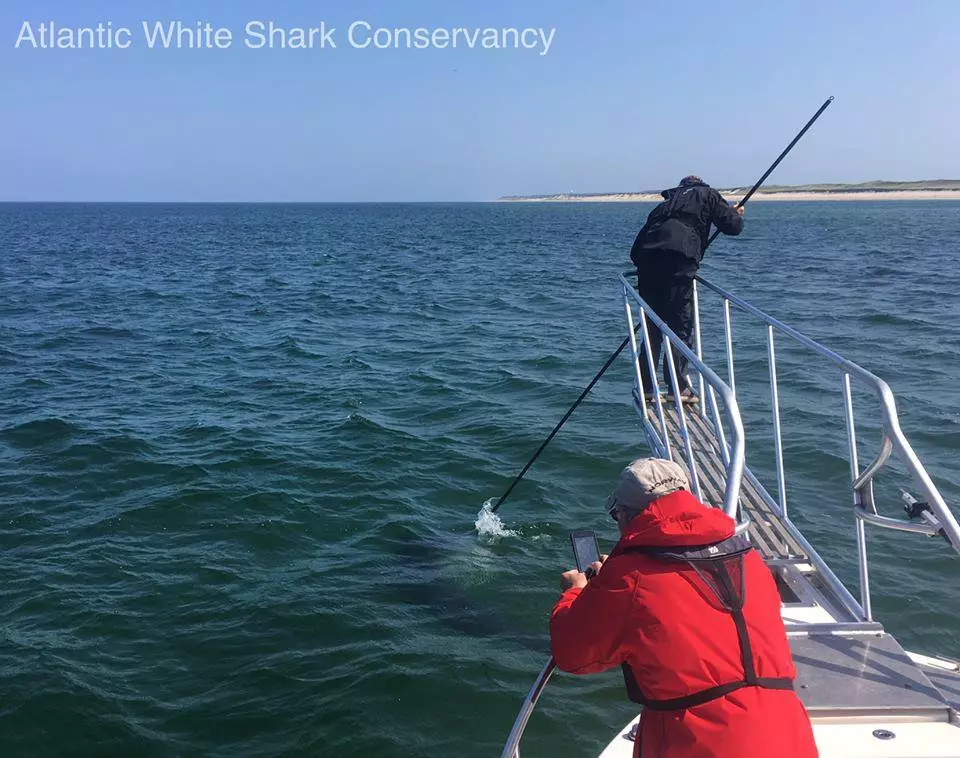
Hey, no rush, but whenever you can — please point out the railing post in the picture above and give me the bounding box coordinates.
[707,385,731,467]
[723,298,736,397]
[842,372,872,621]
[638,306,672,460]
[767,326,788,520]
[663,338,703,503]
[623,288,643,397]
[693,283,729,466]
[626,294,665,456]
[693,280,705,412]
[697,282,730,464]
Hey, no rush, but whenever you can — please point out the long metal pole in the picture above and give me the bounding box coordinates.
[491,97,835,514]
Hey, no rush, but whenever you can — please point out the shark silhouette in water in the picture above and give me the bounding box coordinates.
[370,521,548,652]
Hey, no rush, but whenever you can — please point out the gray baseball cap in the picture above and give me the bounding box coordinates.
[605,458,690,516]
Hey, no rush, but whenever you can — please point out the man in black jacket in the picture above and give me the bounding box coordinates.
[629,176,744,403]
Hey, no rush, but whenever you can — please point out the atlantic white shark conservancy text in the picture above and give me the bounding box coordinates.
[13,20,559,57]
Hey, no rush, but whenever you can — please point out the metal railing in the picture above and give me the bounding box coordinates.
[500,273,960,757]
[619,272,747,522]
[692,275,960,621]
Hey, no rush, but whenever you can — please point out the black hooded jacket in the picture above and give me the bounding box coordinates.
[630,180,743,270]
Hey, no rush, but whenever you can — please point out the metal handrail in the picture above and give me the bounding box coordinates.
[693,276,960,618]
[619,272,747,521]
[500,657,555,758]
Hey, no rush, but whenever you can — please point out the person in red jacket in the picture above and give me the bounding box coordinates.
[550,458,818,758]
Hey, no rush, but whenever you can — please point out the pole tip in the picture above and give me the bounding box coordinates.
[827,95,835,102]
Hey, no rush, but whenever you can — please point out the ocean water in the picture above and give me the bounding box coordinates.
[1,201,958,757]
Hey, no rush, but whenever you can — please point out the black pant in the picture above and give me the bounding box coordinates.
[635,260,696,395]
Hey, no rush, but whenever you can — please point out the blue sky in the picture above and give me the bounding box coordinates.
[2,1,959,201]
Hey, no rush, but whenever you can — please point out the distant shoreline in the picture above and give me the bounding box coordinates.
[500,180,960,203]
[501,190,960,203]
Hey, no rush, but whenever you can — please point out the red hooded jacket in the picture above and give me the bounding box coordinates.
[550,490,818,758]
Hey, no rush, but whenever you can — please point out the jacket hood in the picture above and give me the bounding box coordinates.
[661,180,709,199]
[616,489,735,549]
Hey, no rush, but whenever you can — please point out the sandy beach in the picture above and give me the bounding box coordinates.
[502,190,960,202]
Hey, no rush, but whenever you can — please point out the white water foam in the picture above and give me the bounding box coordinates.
[474,497,516,540]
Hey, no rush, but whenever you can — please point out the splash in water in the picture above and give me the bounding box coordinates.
[474,498,516,540]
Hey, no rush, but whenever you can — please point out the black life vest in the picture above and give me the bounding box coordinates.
[618,534,794,711]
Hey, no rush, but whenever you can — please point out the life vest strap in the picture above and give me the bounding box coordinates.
[621,663,794,711]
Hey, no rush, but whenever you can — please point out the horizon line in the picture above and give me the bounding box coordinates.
[4,179,960,204]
